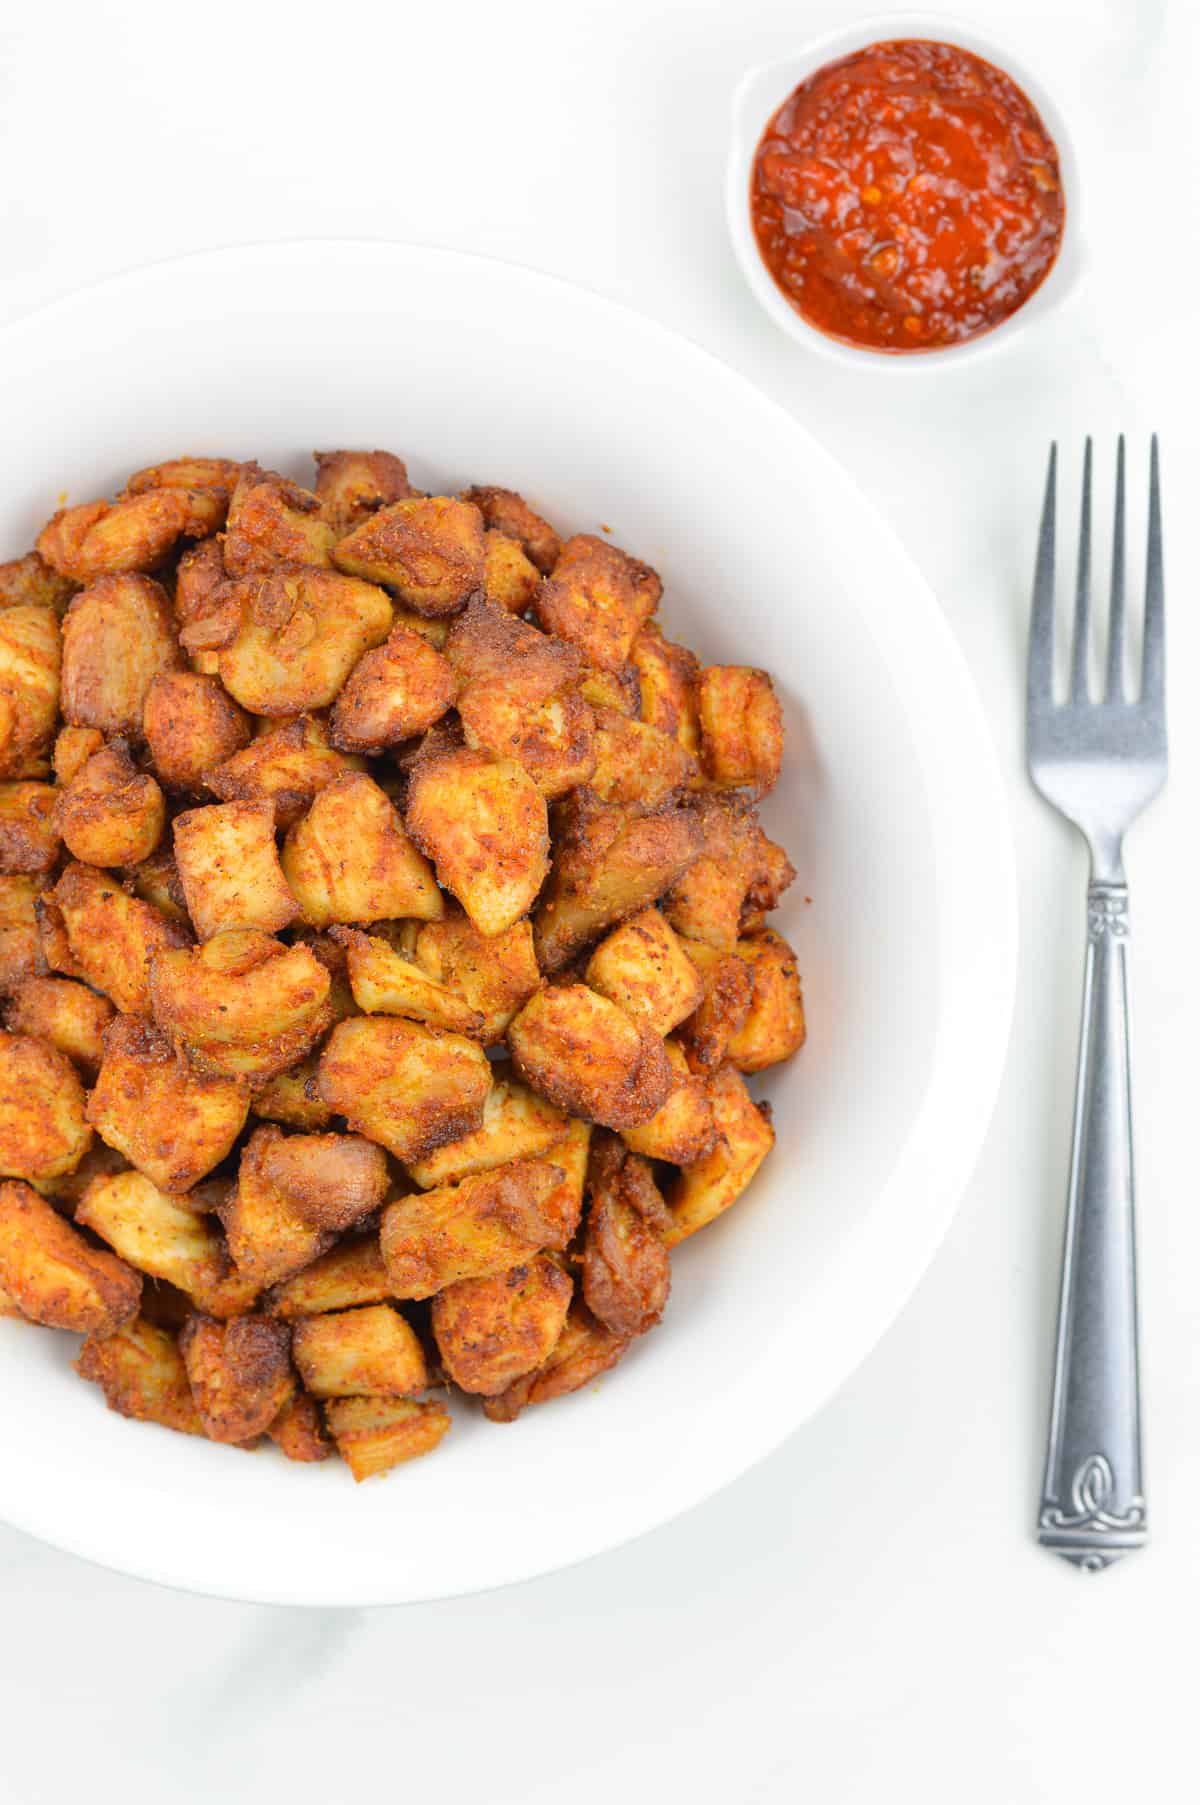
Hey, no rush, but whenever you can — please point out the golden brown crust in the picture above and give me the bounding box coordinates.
[0,1029,92,1180]
[584,907,702,1036]
[328,623,454,752]
[581,1158,670,1338]
[0,551,76,617]
[282,771,442,928]
[314,450,416,537]
[0,781,60,874]
[432,1255,573,1395]
[447,598,596,798]
[317,1014,492,1164]
[697,666,784,795]
[0,1177,141,1332]
[253,1128,389,1232]
[292,1302,427,1399]
[219,1125,334,1290]
[0,603,61,779]
[180,1312,293,1442]
[266,1234,393,1318]
[483,1301,630,1422]
[406,746,549,937]
[726,930,806,1073]
[123,457,244,506]
[75,1316,204,1434]
[142,670,250,793]
[172,799,298,940]
[37,490,222,583]
[533,796,703,972]
[662,1065,776,1247]
[76,1167,257,1318]
[461,485,561,574]
[482,530,541,613]
[507,984,672,1130]
[87,1013,249,1191]
[0,874,47,993]
[405,1073,570,1189]
[3,975,114,1078]
[207,569,392,715]
[266,1387,332,1461]
[620,1038,717,1164]
[55,741,165,868]
[222,473,334,577]
[629,624,701,751]
[535,534,661,670]
[332,925,484,1037]
[324,1395,451,1481]
[61,574,182,737]
[202,713,363,828]
[332,495,485,614]
[44,862,191,1014]
[149,928,332,1085]
[380,1155,570,1299]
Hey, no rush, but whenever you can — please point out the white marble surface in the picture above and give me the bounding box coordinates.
[0,0,1196,1798]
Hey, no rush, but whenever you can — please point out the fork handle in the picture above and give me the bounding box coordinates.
[1037,879,1147,1570]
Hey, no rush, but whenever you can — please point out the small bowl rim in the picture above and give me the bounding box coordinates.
[726,11,1084,369]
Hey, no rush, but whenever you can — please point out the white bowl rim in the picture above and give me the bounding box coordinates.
[0,240,1019,1603]
[726,10,1084,369]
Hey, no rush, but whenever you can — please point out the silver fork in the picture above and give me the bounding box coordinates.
[1029,436,1166,1571]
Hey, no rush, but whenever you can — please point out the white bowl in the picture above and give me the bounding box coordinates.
[727,12,1084,368]
[0,242,1016,1603]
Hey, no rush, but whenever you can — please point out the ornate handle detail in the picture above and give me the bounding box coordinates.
[1037,881,1147,1571]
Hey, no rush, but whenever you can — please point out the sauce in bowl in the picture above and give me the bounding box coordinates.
[750,39,1065,352]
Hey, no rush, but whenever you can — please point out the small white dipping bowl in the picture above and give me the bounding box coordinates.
[727,12,1084,368]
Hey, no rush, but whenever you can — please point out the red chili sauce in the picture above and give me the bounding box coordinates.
[750,39,1065,352]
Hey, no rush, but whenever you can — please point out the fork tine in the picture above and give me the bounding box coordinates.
[1069,438,1093,701]
[1027,442,1057,710]
[1142,434,1164,709]
[1104,436,1126,701]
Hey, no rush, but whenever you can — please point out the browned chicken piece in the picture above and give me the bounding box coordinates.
[0,603,60,779]
[533,793,703,972]
[77,1168,258,1318]
[75,1316,204,1435]
[266,1235,393,1319]
[251,1054,333,1133]
[0,781,60,874]
[380,1155,570,1299]
[43,862,191,1014]
[87,1014,249,1192]
[588,706,697,806]
[149,928,332,1085]
[180,1312,293,1442]
[3,975,113,1078]
[446,598,596,798]
[432,1254,573,1395]
[314,449,416,537]
[696,665,784,795]
[142,671,250,793]
[317,1014,492,1165]
[331,925,483,1037]
[483,1300,630,1422]
[620,1039,716,1164]
[251,1128,389,1233]
[585,907,703,1036]
[629,624,701,752]
[0,875,46,993]
[123,457,245,507]
[292,1303,427,1399]
[266,1389,332,1462]
[0,1177,140,1332]
[726,930,806,1073]
[172,799,297,940]
[405,1072,571,1189]
[332,495,485,615]
[482,530,541,612]
[203,712,364,828]
[407,745,549,937]
[662,1065,776,1247]
[0,1029,92,1180]
[580,663,640,716]
[55,741,165,868]
[194,568,392,716]
[674,938,754,1073]
[222,471,334,576]
[461,485,562,573]
[328,623,454,753]
[0,551,76,617]
[60,574,181,737]
[37,490,223,583]
[413,909,540,1046]
[508,983,672,1130]
[581,1152,670,1338]
[324,1396,451,1481]
[282,771,442,928]
[536,534,661,671]
[52,724,104,788]
[219,1125,335,1291]
[662,794,794,952]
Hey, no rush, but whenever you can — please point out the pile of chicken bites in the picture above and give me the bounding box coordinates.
[0,452,804,1481]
